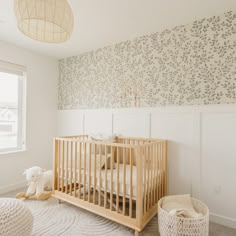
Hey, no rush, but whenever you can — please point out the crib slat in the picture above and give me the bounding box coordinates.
[99,144,102,206]
[164,141,167,196]
[152,144,155,204]
[157,144,159,202]
[147,146,150,210]
[150,145,154,206]
[70,141,73,195]
[53,139,58,191]
[143,147,147,214]
[136,146,143,227]
[57,140,61,191]
[159,142,162,199]
[156,143,159,201]
[74,141,77,197]
[83,143,87,200]
[149,145,152,207]
[65,141,69,193]
[154,145,156,205]
[93,144,97,204]
[164,141,168,195]
[158,143,161,200]
[61,140,65,193]
[157,144,159,201]
[123,146,126,215]
[104,146,108,208]
[161,142,163,198]
[78,142,82,198]
[153,144,157,204]
[88,143,91,202]
[110,146,113,210]
[129,148,133,218]
[150,145,153,208]
[159,143,161,199]
[149,145,152,208]
[149,146,151,210]
[116,147,120,213]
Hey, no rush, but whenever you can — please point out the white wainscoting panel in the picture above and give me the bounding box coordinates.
[151,112,195,196]
[57,110,84,136]
[201,113,236,225]
[113,110,150,137]
[57,104,236,228]
[84,110,113,135]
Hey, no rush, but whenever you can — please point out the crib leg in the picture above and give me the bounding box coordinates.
[58,199,64,204]
[134,230,139,236]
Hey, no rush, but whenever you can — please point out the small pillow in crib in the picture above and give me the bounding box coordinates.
[90,133,115,142]
[90,133,116,154]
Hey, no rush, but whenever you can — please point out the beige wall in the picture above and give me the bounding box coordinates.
[0,41,58,193]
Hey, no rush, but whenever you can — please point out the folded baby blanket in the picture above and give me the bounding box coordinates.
[161,194,203,218]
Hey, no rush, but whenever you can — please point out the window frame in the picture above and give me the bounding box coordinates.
[0,61,26,154]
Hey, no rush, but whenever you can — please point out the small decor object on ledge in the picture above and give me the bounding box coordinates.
[158,195,209,236]
[14,0,74,43]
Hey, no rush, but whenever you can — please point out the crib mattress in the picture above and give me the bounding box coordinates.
[59,164,160,199]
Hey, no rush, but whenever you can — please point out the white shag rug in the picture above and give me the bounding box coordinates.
[23,197,159,236]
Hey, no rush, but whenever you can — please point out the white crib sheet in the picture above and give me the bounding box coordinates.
[59,164,160,199]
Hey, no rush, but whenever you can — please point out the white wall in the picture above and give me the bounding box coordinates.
[0,42,58,193]
[58,104,236,228]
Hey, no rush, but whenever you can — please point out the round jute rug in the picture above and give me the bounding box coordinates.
[24,198,159,236]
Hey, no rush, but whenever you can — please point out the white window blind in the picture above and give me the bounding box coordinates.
[0,60,26,153]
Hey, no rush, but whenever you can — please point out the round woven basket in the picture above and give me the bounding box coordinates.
[158,196,209,236]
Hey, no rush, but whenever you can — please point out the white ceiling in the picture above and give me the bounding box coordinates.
[0,0,236,59]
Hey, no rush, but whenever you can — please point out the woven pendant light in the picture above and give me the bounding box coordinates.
[14,0,74,43]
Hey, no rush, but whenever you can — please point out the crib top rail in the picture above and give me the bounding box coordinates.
[54,135,166,149]
[54,137,136,148]
[59,134,89,139]
[116,136,164,143]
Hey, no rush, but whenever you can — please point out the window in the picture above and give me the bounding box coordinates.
[0,61,26,153]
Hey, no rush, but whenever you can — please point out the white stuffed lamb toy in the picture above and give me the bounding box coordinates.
[24,166,53,196]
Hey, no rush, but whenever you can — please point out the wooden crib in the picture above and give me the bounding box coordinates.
[52,135,167,235]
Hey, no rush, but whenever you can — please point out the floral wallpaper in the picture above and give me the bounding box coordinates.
[58,11,236,110]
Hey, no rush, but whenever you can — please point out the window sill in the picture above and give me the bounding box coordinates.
[0,148,27,157]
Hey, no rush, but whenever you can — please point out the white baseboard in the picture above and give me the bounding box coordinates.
[210,213,236,229]
[0,181,27,195]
